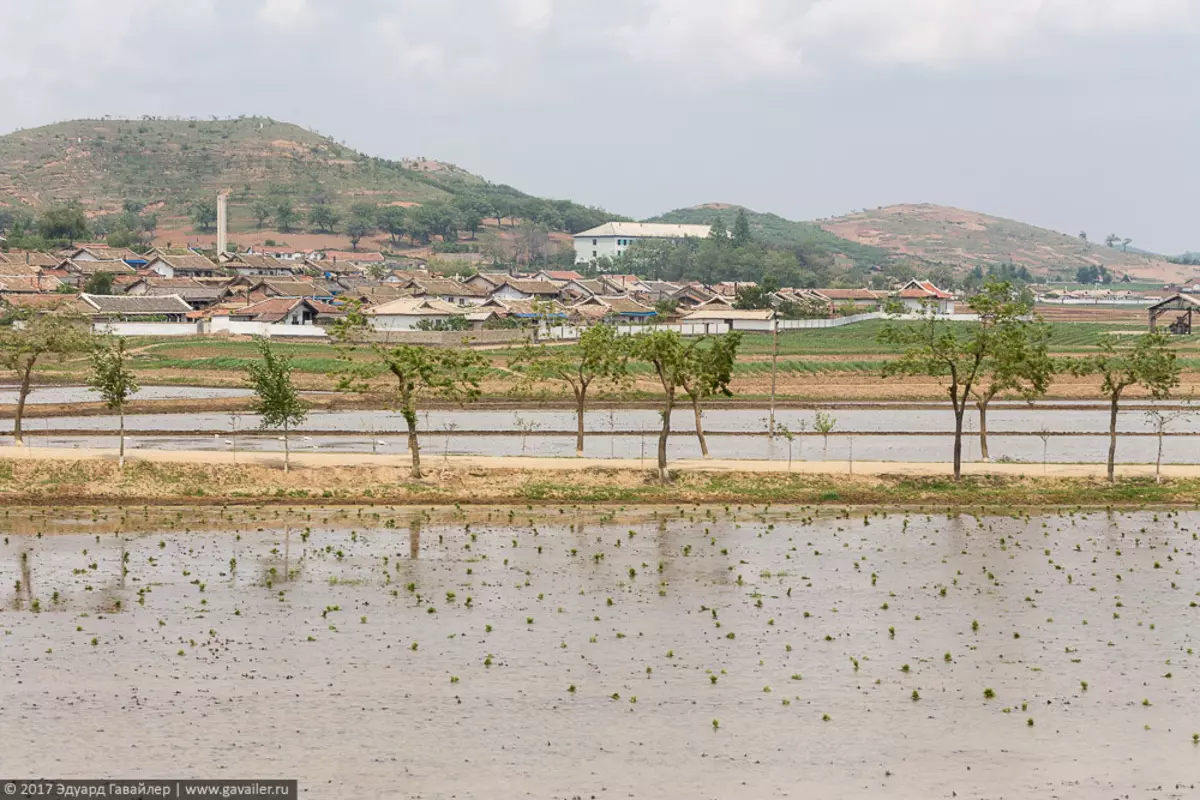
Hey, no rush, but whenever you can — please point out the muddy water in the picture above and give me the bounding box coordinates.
[0,385,253,404]
[2,506,1198,798]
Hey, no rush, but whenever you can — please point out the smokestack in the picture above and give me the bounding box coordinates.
[216,191,229,255]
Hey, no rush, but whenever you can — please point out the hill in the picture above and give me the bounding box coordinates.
[817,203,1185,282]
[0,117,616,246]
[647,203,893,270]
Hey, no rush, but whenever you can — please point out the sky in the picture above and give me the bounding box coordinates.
[1,0,1198,252]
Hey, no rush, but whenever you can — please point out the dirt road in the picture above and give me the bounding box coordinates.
[0,445,1193,480]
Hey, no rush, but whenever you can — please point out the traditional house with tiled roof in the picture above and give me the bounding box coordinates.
[79,293,193,322]
[145,253,222,279]
[895,280,955,314]
[569,295,657,322]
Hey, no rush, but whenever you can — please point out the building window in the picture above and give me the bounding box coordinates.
[593,239,597,246]
[592,250,597,258]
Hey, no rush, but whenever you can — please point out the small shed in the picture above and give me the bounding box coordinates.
[1148,293,1200,334]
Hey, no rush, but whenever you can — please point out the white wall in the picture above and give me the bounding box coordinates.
[209,317,328,338]
[574,235,621,264]
[368,313,451,331]
[94,322,199,336]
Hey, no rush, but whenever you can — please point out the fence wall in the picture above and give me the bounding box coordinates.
[361,329,528,347]
[209,318,329,338]
[93,322,199,337]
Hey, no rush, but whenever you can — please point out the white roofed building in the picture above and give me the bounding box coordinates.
[574,222,712,265]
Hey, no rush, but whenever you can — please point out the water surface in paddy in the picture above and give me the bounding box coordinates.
[2,507,1198,798]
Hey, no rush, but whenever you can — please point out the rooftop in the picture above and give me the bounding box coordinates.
[575,222,713,239]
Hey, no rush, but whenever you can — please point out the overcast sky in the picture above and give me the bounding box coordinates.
[1,0,1198,252]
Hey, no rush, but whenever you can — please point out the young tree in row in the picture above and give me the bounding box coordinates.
[510,324,626,456]
[0,302,93,445]
[88,336,140,468]
[246,338,309,473]
[680,331,742,458]
[970,304,1054,462]
[629,330,741,482]
[879,282,1035,480]
[333,308,486,479]
[630,330,689,484]
[1071,332,1179,482]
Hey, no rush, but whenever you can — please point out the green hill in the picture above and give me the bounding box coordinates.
[648,203,893,269]
[0,117,616,236]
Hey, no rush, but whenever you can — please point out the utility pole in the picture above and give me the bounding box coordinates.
[769,316,778,435]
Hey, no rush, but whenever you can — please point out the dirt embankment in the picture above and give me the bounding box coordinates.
[1,449,1198,509]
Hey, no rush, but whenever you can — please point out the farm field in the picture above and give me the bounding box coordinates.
[2,505,1198,798]
[14,318,1200,407]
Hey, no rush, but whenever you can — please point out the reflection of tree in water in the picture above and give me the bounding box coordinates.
[260,528,300,587]
[9,548,33,610]
[409,518,421,561]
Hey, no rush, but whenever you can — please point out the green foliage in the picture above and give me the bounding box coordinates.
[88,336,140,410]
[376,206,408,244]
[878,282,1044,478]
[275,199,297,233]
[245,338,309,470]
[307,202,340,233]
[346,202,378,250]
[37,201,89,243]
[0,301,93,442]
[250,200,273,229]
[413,316,470,332]
[83,272,115,295]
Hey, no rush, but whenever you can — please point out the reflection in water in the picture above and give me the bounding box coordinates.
[409,517,421,560]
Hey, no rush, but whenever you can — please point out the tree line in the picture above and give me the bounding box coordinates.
[0,282,1181,485]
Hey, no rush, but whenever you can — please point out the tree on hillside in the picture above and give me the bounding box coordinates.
[190,201,217,232]
[680,332,742,457]
[275,200,297,233]
[0,303,93,445]
[1070,332,1179,482]
[878,282,1036,480]
[308,203,340,233]
[87,336,139,468]
[37,202,89,244]
[346,202,377,251]
[732,208,753,248]
[1079,231,1088,243]
[709,216,730,246]
[510,324,627,456]
[1105,233,1120,248]
[967,291,1054,461]
[1122,238,1132,252]
[331,306,486,479]
[376,206,408,245]
[246,338,309,473]
[251,200,273,229]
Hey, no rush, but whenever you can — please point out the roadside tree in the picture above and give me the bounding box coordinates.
[679,332,742,458]
[878,282,1036,480]
[510,324,627,456]
[246,338,309,473]
[1071,332,1179,481]
[0,302,93,445]
[88,336,140,468]
[332,307,486,478]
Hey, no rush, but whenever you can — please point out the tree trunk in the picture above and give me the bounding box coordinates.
[1107,392,1120,482]
[118,409,126,469]
[13,359,34,446]
[691,395,709,458]
[977,400,990,462]
[574,386,586,456]
[283,419,290,474]
[404,409,422,479]
[1156,429,1165,484]
[768,321,778,435]
[952,403,965,480]
[657,392,674,484]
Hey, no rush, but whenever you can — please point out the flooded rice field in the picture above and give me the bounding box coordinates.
[7,404,1200,463]
[0,385,253,405]
[2,506,1199,798]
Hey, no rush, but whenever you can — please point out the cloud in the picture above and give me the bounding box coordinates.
[798,0,1196,67]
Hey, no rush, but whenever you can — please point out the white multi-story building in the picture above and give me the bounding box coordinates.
[574,222,712,265]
